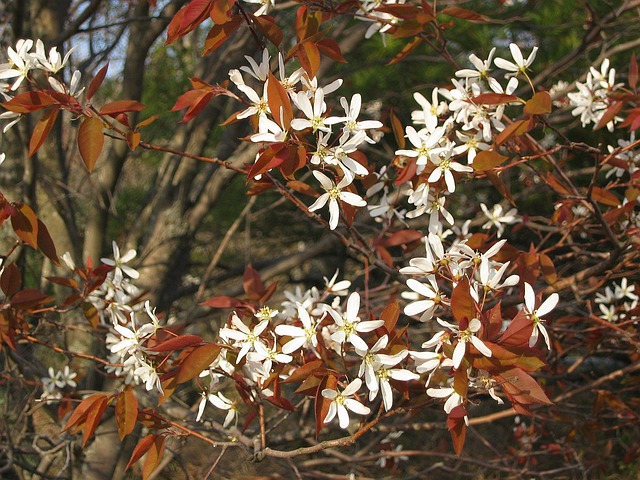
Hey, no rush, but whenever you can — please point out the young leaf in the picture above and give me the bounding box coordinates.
[175,343,221,384]
[0,263,21,297]
[472,150,508,171]
[267,72,292,129]
[451,278,475,323]
[78,117,104,172]
[87,63,109,101]
[11,203,39,248]
[82,394,109,447]
[151,334,203,352]
[142,435,166,480]
[524,91,552,115]
[99,100,145,116]
[126,434,158,471]
[447,405,468,455]
[29,108,60,157]
[37,219,60,265]
[116,388,139,440]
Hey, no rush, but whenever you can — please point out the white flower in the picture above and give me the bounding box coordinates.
[0,39,35,90]
[437,318,492,369]
[403,276,442,322]
[101,241,139,284]
[308,171,366,230]
[291,87,344,133]
[324,269,351,296]
[275,303,319,354]
[34,40,73,73]
[326,292,384,350]
[480,203,519,237]
[134,360,164,395]
[455,47,496,80]
[219,314,269,362]
[340,93,383,143]
[322,378,371,428]
[427,386,466,421]
[523,282,558,350]
[427,145,473,193]
[493,43,538,78]
[208,392,238,428]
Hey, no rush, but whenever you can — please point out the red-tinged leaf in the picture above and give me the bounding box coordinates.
[471,93,519,105]
[258,280,278,305]
[524,91,552,116]
[250,14,283,47]
[78,117,104,172]
[375,4,419,18]
[29,108,60,157]
[298,42,321,78]
[87,64,109,101]
[394,157,418,185]
[137,409,170,430]
[498,309,533,347]
[81,395,109,447]
[315,375,337,437]
[248,143,286,181]
[287,180,318,197]
[295,371,323,395]
[390,110,405,148]
[126,434,158,471]
[388,37,422,65]
[630,53,638,92]
[176,343,221,384]
[142,435,166,480]
[495,119,531,146]
[267,72,292,129]
[210,0,234,23]
[203,16,242,55]
[592,186,621,207]
[201,295,245,309]
[126,131,141,151]
[283,360,323,384]
[1,263,21,296]
[83,301,100,328]
[243,263,264,300]
[37,219,59,265]
[316,39,346,63]
[381,301,400,333]
[442,7,489,22]
[453,367,468,398]
[392,19,427,39]
[595,101,624,130]
[539,253,557,285]
[451,278,475,323]
[11,203,39,248]
[152,334,203,352]
[543,173,571,195]
[116,388,139,440]
[472,150,508,171]
[136,115,158,129]
[375,245,393,268]
[619,108,640,131]
[1,91,58,114]
[495,367,552,414]
[158,375,177,406]
[62,394,105,433]
[99,100,145,116]
[486,170,515,205]
[384,229,423,247]
[447,405,468,456]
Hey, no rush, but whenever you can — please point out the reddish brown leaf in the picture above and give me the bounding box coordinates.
[203,16,242,55]
[11,203,39,248]
[298,42,321,78]
[495,367,552,414]
[375,4,419,18]
[201,295,245,309]
[152,334,203,352]
[78,117,104,172]
[82,301,100,328]
[287,180,318,197]
[388,37,422,65]
[451,278,475,323]
[248,143,287,182]
[99,100,145,116]
[592,186,621,207]
[250,14,283,47]
[82,395,109,447]
[447,405,468,455]
[62,394,105,433]
[524,91,552,116]
[176,343,221,384]
[471,93,519,105]
[283,360,323,384]
[390,110,405,149]
[472,150,508,171]
[126,434,158,471]
[539,253,557,285]
[141,435,165,480]
[0,263,21,297]
[210,0,235,23]
[87,63,109,101]
[381,301,400,333]
[596,101,624,130]
[316,39,346,63]
[384,229,423,247]
[29,108,60,157]
[243,263,264,300]
[10,289,52,309]
[442,7,489,22]
[37,219,59,265]
[495,119,531,146]
[1,91,58,114]
[267,72,293,129]
[630,53,638,93]
[116,388,139,440]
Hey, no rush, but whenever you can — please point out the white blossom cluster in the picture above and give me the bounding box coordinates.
[567,58,622,131]
[595,278,638,323]
[40,366,77,402]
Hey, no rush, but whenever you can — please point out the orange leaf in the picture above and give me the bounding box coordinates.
[381,301,400,333]
[267,72,292,129]
[298,42,321,78]
[126,434,158,471]
[78,117,104,172]
[1,91,58,114]
[176,343,221,384]
[283,360,323,384]
[495,119,531,146]
[472,150,508,171]
[592,186,621,207]
[210,0,235,23]
[11,203,39,248]
[451,278,475,323]
[384,229,423,247]
[471,93,519,105]
[62,394,105,433]
[82,395,109,447]
[442,7,490,22]
[29,108,60,157]
[524,91,552,115]
[315,375,337,437]
[116,388,139,440]
[142,435,166,480]
[316,39,346,63]
[250,14,283,47]
[539,253,557,285]
[447,405,468,455]
[595,101,624,130]
[152,334,203,352]
[99,100,145,116]
[388,36,422,65]
[203,16,242,55]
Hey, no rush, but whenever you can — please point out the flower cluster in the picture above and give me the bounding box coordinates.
[595,278,638,323]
